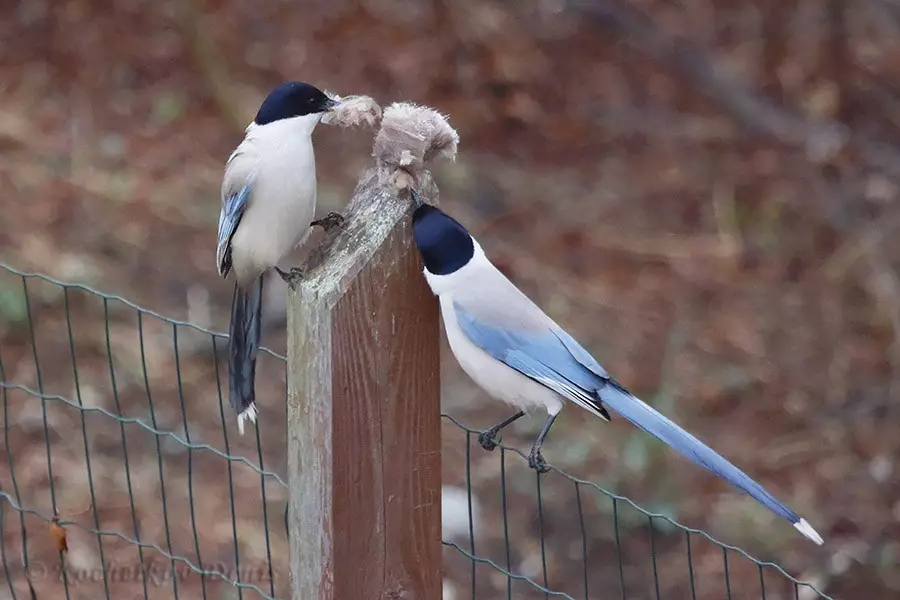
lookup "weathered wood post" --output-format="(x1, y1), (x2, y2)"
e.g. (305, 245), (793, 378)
(286, 102), (456, 599)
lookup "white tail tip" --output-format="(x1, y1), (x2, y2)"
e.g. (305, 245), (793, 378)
(237, 403), (258, 436)
(793, 518), (824, 545)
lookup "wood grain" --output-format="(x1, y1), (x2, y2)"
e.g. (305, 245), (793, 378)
(287, 171), (441, 600)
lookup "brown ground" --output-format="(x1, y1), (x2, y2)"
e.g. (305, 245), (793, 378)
(2, 1), (899, 599)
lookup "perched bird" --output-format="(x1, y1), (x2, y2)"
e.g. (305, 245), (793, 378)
(216, 81), (343, 434)
(409, 191), (823, 545)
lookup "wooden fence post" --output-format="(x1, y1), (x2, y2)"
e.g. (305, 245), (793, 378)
(286, 170), (442, 599)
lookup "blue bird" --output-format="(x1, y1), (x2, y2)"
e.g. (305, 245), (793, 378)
(409, 191), (823, 545)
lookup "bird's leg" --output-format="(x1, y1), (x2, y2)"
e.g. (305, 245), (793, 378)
(477, 410), (526, 451)
(527, 413), (559, 473)
(274, 266), (303, 285)
(311, 211), (346, 231)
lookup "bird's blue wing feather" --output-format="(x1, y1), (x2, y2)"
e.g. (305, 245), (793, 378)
(454, 301), (803, 525)
(551, 327), (610, 379)
(453, 302), (610, 418)
(216, 185), (251, 277)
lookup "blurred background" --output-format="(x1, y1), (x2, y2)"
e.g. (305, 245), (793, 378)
(1, 0), (898, 598)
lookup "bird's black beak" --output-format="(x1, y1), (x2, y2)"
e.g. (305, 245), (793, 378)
(410, 188), (425, 208)
(323, 97), (341, 112)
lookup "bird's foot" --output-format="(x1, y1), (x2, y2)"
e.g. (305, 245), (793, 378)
(274, 266), (304, 286)
(311, 211), (346, 232)
(478, 430), (501, 451)
(527, 448), (551, 474)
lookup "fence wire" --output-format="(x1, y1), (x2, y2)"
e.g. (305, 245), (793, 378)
(0, 263), (832, 600)
(440, 414), (834, 600)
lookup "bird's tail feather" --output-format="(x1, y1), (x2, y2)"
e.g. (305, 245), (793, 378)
(597, 382), (823, 545)
(229, 276), (263, 435)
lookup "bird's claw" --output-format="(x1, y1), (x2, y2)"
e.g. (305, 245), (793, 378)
(527, 449), (551, 474)
(274, 266), (304, 286)
(478, 430), (501, 451)
(311, 211), (346, 232)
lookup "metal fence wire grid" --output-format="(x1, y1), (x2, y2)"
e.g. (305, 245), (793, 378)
(0, 263), (832, 600)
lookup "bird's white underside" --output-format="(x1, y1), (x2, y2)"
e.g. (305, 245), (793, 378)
(222, 114), (320, 284)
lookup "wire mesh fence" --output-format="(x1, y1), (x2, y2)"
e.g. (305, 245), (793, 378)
(0, 263), (832, 600)
(441, 414), (834, 600)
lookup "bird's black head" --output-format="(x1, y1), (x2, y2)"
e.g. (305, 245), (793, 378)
(412, 204), (475, 275)
(254, 82), (338, 125)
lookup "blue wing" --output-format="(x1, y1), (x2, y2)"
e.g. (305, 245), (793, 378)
(216, 185), (251, 277)
(453, 301), (804, 525)
(552, 326), (610, 379)
(453, 302), (611, 420)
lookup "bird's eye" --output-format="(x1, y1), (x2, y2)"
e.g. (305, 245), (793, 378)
(309, 97), (316, 104)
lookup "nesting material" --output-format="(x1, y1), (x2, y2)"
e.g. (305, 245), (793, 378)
(372, 102), (459, 191)
(321, 94), (382, 129)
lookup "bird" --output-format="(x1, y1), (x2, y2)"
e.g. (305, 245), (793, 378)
(216, 81), (344, 435)
(408, 190), (824, 545)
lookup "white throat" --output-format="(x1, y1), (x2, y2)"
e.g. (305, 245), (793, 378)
(422, 238), (489, 296)
(246, 112), (322, 140)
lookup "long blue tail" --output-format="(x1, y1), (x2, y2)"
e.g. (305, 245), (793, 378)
(597, 381), (823, 545)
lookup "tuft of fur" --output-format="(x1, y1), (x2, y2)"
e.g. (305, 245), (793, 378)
(373, 102), (459, 191)
(321, 93), (382, 129)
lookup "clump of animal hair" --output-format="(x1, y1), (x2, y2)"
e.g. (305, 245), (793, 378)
(321, 93), (382, 129)
(372, 102), (459, 191)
